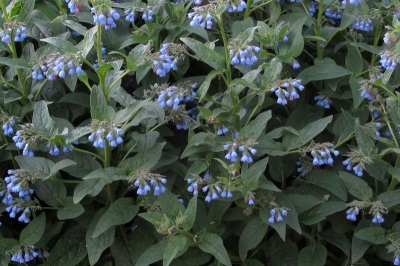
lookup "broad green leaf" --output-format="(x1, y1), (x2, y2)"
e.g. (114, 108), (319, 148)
(355, 119), (375, 155)
(297, 58), (352, 84)
(197, 70), (220, 102)
(240, 111), (272, 140)
(345, 45), (363, 76)
(260, 208), (286, 240)
(17, 0), (35, 21)
(320, 230), (350, 256)
(46, 159), (77, 179)
(163, 235), (188, 266)
(183, 195), (197, 231)
(90, 85), (110, 121)
(351, 235), (370, 264)
(41, 37), (79, 53)
(241, 157), (269, 191)
(57, 197), (84, 220)
(354, 227), (387, 245)
(63, 151), (102, 178)
(306, 170), (347, 201)
(0, 57), (30, 69)
(338, 171), (373, 200)
(33, 180), (66, 206)
(298, 243), (327, 266)
(377, 191), (400, 208)
(138, 212), (164, 227)
(239, 217), (268, 261)
(15, 156), (54, 174)
(92, 197), (139, 238)
(33, 101), (57, 137)
(20, 213), (46, 245)
(180, 37), (225, 70)
(265, 236), (299, 265)
(81, 26), (97, 57)
(121, 142), (165, 172)
(158, 191), (186, 220)
(349, 77), (364, 109)
(198, 232), (232, 266)
(63, 19), (88, 35)
(86, 209), (116, 265)
(299, 201), (347, 225)
(136, 239), (169, 266)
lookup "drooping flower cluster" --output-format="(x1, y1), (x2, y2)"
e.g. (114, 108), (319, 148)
(308, 1), (317, 16)
(2, 117), (15, 136)
(151, 43), (186, 77)
(314, 95), (330, 109)
(214, 124), (229, 135)
(1, 169), (36, 223)
(46, 142), (73, 156)
(190, 0), (203, 4)
(325, 7), (342, 19)
(352, 17), (374, 32)
(140, 6), (154, 21)
(187, 172), (229, 202)
(229, 45), (261, 67)
(0, 21), (27, 43)
(346, 207), (359, 221)
(346, 200), (388, 223)
(125, 8), (136, 22)
(309, 143), (339, 165)
(383, 26), (399, 46)
(292, 60), (300, 69)
(65, 0), (82, 14)
(394, 256), (400, 266)
(188, 6), (215, 29)
(342, 148), (372, 177)
(154, 82), (197, 110)
(91, 6), (120, 30)
(341, 0), (361, 4)
(296, 158), (313, 177)
(373, 121), (391, 138)
(12, 124), (39, 157)
(268, 207), (288, 223)
(370, 201), (388, 224)
(129, 169), (167, 196)
(225, 0), (247, 12)
(88, 120), (124, 148)
(360, 79), (379, 100)
(32, 53), (84, 80)
(10, 245), (44, 264)
(380, 50), (399, 70)
(270, 78), (305, 105)
(223, 137), (257, 163)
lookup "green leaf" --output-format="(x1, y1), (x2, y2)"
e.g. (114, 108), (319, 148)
(41, 37), (79, 53)
(73, 168), (126, 203)
(183, 195), (197, 231)
(260, 208), (286, 240)
(320, 230), (350, 256)
(158, 191), (185, 220)
(197, 70), (220, 102)
(20, 213), (46, 245)
(345, 45), (363, 76)
(377, 191), (400, 208)
(46, 159), (77, 179)
(136, 239), (169, 266)
(62, 19), (88, 35)
(299, 201), (347, 225)
(298, 243), (327, 266)
(338, 171), (373, 200)
(17, 0), (35, 21)
(33, 101), (58, 137)
(138, 212), (164, 227)
(57, 197), (84, 220)
(163, 235), (188, 266)
(63, 151), (102, 178)
(44, 225), (87, 266)
(15, 156), (54, 174)
(306, 170), (347, 201)
(355, 227), (387, 245)
(297, 58), (352, 84)
(0, 57), (30, 69)
(33, 180), (66, 206)
(241, 157), (269, 191)
(349, 77), (364, 109)
(90, 85), (109, 121)
(81, 26), (97, 57)
(121, 142), (165, 172)
(354, 119), (375, 155)
(240, 111), (272, 140)
(239, 217), (268, 261)
(86, 209), (116, 265)
(351, 234), (370, 263)
(180, 37), (225, 70)
(92, 197), (139, 238)
(198, 232), (232, 266)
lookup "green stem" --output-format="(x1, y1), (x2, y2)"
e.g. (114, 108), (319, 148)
(0, 0), (9, 20)
(315, 0), (324, 60)
(107, 70), (130, 97)
(370, 19), (382, 65)
(249, 0), (274, 15)
(245, 102), (260, 126)
(33, 79), (48, 101)
(73, 147), (105, 164)
(333, 132), (355, 149)
(96, 23), (107, 98)
(244, 0), (253, 18)
(50, 178), (81, 184)
(217, 15), (232, 84)
(9, 39), (27, 96)
(117, 143), (137, 168)
(104, 142), (111, 168)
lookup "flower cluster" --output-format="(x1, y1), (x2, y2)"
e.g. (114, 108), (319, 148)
(352, 17), (373, 32)
(292, 60), (300, 69)
(268, 207), (288, 223)
(360, 79), (378, 100)
(32, 53), (84, 80)
(46, 142), (72, 156)
(88, 121), (124, 148)
(223, 137), (257, 163)
(140, 6), (154, 21)
(345, 207), (359, 221)
(0, 22), (27, 43)
(1, 169), (36, 223)
(369, 202), (388, 224)
(2, 117), (15, 136)
(229, 45), (261, 67)
(325, 7), (342, 19)
(308, 1), (317, 16)
(309, 143), (339, 165)
(314, 95), (330, 109)
(191, 0), (203, 4)
(374, 122), (391, 138)
(380, 50), (398, 70)
(91, 6), (120, 30)
(12, 125), (38, 157)
(296, 159), (313, 177)
(342, 148), (372, 177)
(214, 124), (229, 135)
(188, 6), (214, 29)
(394, 256), (400, 265)
(270, 79), (305, 105)
(125, 8), (135, 22)
(154, 82), (197, 110)
(65, 0), (82, 14)
(383, 27), (399, 46)
(10, 246), (43, 264)
(225, 0), (247, 12)
(130, 171), (167, 196)
(187, 173), (228, 202)
(151, 43), (183, 77)
(341, 0), (361, 4)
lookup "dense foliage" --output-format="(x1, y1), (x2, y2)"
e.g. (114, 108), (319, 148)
(0, 0), (400, 265)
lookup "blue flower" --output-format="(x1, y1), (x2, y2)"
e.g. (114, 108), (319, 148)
(92, 7), (120, 30)
(353, 17), (374, 32)
(325, 8), (342, 19)
(394, 256), (400, 265)
(270, 79), (305, 105)
(132, 175), (167, 196)
(188, 7), (214, 29)
(140, 6), (154, 21)
(380, 50), (398, 70)
(10, 246), (42, 263)
(308, 1), (317, 16)
(2, 117), (15, 136)
(155, 83), (197, 109)
(314, 95), (330, 109)
(229, 45), (261, 67)
(225, 0), (247, 12)
(0, 25), (27, 43)
(343, 158), (364, 176)
(341, 0), (361, 4)
(89, 124), (123, 148)
(152, 45), (179, 77)
(190, 0), (203, 4)
(125, 8), (135, 22)
(346, 207), (359, 221)
(65, 0), (81, 13)
(268, 207), (288, 223)
(372, 212), (384, 223)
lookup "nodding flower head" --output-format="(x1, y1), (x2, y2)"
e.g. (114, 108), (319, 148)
(380, 50), (398, 70)
(342, 148), (372, 177)
(91, 5), (120, 30)
(129, 170), (167, 196)
(352, 17), (374, 32)
(188, 5), (215, 29)
(314, 95), (331, 109)
(0, 21), (27, 43)
(225, 0), (247, 12)
(2, 117), (15, 136)
(325, 7), (342, 19)
(270, 79), (305, 105)
(32, 52), (84, 80)
(224, 137), (257, 163)
(89, 121), (123, 148)
(229, 45), (261, 67)
(65, 0), (83, 14)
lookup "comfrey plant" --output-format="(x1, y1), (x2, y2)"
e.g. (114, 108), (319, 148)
(1, 0), (400, 265)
